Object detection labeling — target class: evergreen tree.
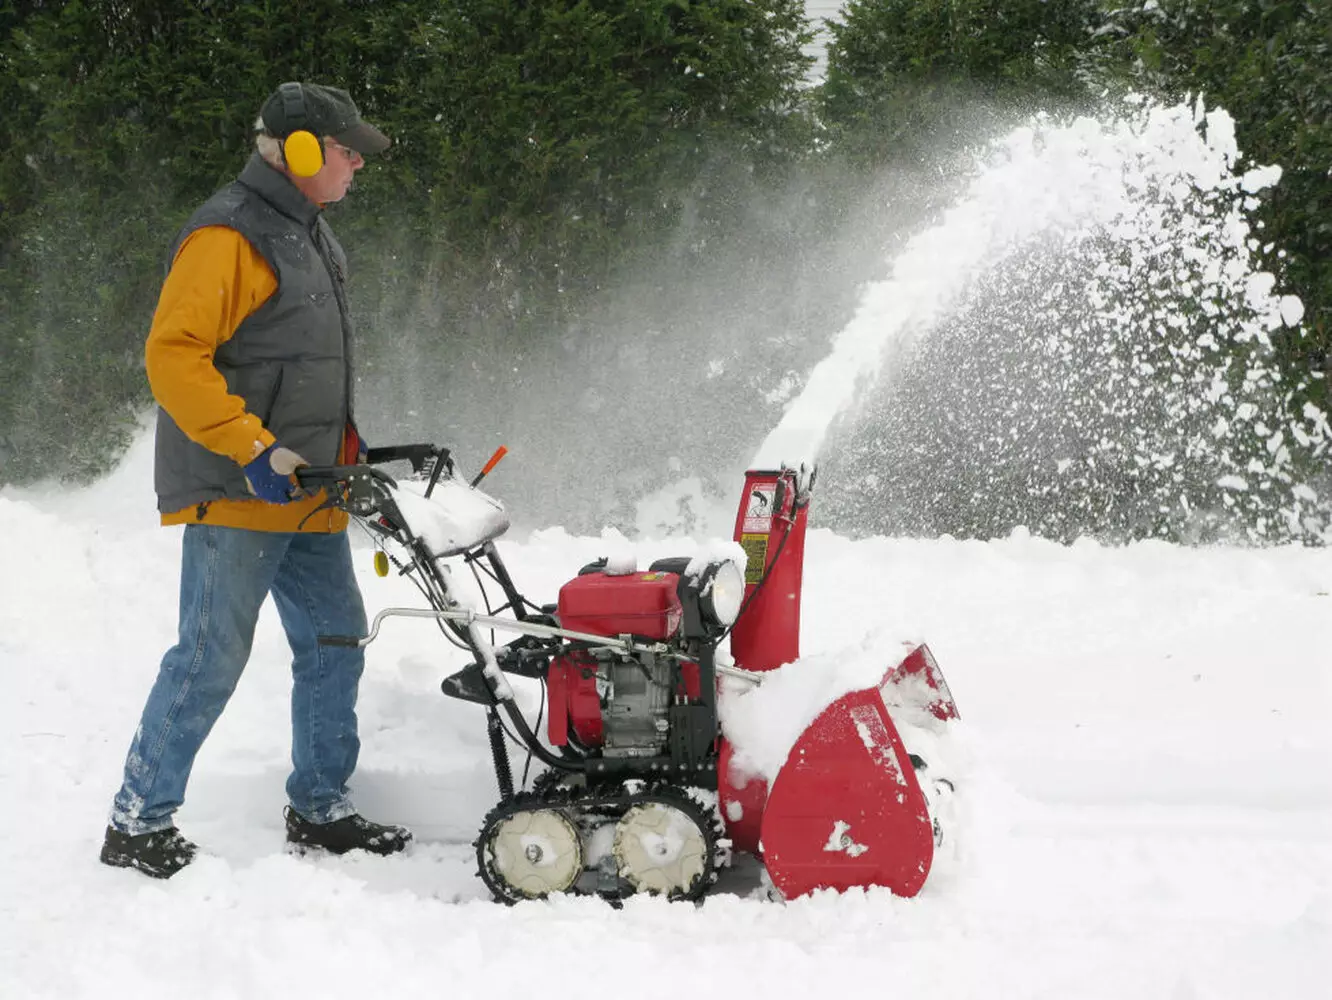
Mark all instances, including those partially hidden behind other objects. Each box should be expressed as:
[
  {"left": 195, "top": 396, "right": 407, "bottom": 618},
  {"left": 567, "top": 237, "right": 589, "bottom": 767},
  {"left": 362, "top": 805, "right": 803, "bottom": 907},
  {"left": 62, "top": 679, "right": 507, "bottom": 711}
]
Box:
[
  {"left": 0, "top": 0, "right": 814, "bottom": 485},
  {"left": 1097, "top": 0, "right": 1332, "bottom": 413},
  {"left": 819, "top": 0, "right": 1102, "bottom": 164}
]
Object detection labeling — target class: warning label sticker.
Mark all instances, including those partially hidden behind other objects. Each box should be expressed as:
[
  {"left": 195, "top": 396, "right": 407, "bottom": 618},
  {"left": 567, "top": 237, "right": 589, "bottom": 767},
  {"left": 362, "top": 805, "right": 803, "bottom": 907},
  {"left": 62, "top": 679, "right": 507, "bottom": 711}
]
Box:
[
  {"left": 738, "top": 533, "right": 769, "bottom": 586},
  {"left": 742, "top": 484, "right": 776, "bottom": 533}
]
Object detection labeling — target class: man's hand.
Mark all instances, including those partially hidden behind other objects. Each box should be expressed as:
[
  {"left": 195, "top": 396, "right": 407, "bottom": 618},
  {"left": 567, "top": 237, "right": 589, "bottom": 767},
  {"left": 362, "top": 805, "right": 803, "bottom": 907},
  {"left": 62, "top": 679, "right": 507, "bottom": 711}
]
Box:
[
  {"left": 348, "top": 422, "right": 369, "bottom": 464},
  {"left": 243, "top": 444, "right": 309, "bottom": 504}
]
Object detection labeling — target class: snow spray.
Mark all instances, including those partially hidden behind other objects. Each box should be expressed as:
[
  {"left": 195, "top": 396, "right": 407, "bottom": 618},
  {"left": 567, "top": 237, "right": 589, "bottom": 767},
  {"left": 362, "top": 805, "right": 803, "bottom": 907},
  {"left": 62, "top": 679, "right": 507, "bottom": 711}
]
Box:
[{"left": 750, "top": 99, "right": 1327, "bottom": 541}]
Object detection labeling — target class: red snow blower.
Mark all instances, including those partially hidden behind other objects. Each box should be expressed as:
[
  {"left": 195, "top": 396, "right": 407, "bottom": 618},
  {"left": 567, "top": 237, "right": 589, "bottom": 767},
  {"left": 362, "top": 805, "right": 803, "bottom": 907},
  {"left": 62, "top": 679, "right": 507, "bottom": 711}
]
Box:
[{"left": 299, "top": 446, "right": 959, "bottom": 903}]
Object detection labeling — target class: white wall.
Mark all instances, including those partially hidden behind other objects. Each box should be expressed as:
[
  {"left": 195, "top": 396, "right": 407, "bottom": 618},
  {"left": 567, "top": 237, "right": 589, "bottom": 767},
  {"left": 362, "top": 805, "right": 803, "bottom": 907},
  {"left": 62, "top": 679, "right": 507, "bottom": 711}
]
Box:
[{"left": 804, "top": 0, "right": 845, "bottom": 78}]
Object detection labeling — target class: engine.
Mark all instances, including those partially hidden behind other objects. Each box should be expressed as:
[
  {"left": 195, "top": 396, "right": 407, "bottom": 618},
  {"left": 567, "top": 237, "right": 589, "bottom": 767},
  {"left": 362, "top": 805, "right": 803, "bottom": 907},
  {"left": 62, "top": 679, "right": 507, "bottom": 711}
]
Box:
[{"left": 546, "top": 557, "right": 743, "bottom": 757}]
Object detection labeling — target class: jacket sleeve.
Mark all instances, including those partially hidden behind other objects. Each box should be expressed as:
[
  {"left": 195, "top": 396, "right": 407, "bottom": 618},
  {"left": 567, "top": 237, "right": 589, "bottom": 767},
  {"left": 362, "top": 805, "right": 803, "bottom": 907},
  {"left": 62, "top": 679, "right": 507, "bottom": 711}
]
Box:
[{"left": 144, "top": 226, "right": 281, "bottom": 466}]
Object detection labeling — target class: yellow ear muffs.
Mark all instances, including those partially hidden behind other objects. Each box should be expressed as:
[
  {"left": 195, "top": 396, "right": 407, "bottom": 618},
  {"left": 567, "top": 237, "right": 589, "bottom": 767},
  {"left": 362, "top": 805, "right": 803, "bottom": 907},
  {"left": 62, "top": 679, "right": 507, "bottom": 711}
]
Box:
[{"left": 283, "top": 129, "right": 324, "bottom": 177}]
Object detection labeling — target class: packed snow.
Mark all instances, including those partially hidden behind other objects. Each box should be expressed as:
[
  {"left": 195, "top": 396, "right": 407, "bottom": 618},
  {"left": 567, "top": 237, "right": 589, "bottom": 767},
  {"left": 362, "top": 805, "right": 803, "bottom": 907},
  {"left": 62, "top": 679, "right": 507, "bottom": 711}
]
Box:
[
  {"left": 3, "top": 431, "right": 1330, "bottom": 999},
  {"left": 388, "top": 478, "right": 510, "bottom": 558}
]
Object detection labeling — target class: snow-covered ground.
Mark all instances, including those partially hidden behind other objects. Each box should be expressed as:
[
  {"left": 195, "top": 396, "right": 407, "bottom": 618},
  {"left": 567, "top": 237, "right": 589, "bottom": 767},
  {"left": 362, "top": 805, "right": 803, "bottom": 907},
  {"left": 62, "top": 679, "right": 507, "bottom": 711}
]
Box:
[
  {"left": 7, "top": 94, "right": 1331, "bottom": 999},
  {"left": 3, "top": 431, "right": 1330, "bottom": 999}
]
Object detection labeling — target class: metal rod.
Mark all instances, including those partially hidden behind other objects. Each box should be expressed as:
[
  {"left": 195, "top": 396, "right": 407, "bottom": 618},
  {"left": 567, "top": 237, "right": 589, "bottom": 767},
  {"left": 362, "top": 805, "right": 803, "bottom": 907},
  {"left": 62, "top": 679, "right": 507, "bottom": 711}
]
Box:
[
  {"left": 334, "top": 607, "right": 766, "bottom": 685},
  {"left": 715, "top": 663, "right": 765, "bottom": 685},
  {"left": 347, "top": 605, "right": 672, "bottom": 656}
]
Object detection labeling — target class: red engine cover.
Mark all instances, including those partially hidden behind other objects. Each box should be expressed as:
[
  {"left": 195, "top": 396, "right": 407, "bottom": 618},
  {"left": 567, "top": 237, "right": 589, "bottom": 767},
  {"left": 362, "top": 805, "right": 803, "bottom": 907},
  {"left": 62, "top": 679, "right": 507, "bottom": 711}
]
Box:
[
  {"left": 548, "top": 653, "right": 603, "bottom": 747},
  {"left": 556, "top": 571, "right": 682, "bottom": 640}
]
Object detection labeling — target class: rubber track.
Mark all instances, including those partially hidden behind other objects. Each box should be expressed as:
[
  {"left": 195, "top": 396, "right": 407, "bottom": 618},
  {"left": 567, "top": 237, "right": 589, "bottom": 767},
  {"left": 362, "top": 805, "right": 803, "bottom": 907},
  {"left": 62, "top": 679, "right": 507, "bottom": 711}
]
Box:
[{"left": 475, "top": 780, "right": 727, "bottom": 904}]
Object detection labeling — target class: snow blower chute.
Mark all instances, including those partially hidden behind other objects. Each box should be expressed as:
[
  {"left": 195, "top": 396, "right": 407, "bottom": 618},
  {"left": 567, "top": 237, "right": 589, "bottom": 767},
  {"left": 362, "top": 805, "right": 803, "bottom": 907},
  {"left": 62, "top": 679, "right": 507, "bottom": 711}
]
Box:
[
  {"left": 718, "top": 467, "right": 959, "bottom": 898},
  {"left": 298, "top": 447, "right": 958, "bottom": 903}
]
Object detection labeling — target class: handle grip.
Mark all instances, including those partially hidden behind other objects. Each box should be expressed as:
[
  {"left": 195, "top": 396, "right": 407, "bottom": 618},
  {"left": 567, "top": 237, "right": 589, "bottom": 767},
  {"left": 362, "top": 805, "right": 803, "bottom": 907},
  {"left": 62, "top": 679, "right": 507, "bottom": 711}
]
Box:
[
  {"left": 470, "top": 445, "right": 508, "bottom": 487},
  {"left": 317, "top": 634, "right": 364, "bottom": 648}
]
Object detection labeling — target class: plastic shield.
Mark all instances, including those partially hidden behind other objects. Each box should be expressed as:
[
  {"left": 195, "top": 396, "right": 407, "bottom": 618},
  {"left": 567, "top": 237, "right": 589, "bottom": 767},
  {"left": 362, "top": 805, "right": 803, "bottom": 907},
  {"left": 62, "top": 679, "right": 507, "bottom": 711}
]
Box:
[{"left": 759, "top": 679, "right": 935, "bottom": 899}]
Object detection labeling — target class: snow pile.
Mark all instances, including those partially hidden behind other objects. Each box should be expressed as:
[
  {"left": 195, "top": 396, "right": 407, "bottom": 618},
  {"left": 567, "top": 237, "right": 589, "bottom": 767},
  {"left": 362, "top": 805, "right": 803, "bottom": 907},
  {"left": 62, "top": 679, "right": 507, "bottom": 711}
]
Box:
[
  {"left": 633, "top": 475, "right": 735, "bottom": 539},
  {"left": 683, "top": 539, "right": 749, "bottom": 578},
  {"left": 718, "top": 631, "right": 924, "bottom": 783},
  {"left": 388, "top": 477, "right": 510, "bottom": 557},
  {"left": 602, "top": 543, "right": 638, "bottom": 575}
]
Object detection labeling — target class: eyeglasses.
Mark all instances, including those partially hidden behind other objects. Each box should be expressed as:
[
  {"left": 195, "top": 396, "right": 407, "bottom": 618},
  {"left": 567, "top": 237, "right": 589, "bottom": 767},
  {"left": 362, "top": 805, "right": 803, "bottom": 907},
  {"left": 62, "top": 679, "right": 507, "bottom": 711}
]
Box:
[{"left": 325, "top": 140, "right": 363, "bottom": 164}]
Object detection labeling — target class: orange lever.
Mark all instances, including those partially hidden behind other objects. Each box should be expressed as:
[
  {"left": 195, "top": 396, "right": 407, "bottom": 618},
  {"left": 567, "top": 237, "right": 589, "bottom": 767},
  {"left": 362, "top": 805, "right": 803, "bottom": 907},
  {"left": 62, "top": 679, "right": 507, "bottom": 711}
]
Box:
[{"left": 471, "top": 446, "right": 508, "bottom": 487}]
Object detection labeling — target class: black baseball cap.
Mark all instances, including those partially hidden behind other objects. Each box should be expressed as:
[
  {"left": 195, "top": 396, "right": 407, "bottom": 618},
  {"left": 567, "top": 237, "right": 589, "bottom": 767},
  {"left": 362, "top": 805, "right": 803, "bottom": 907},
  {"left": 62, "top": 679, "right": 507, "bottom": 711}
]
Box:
[{"left": 260, "top": 82, "right": 390, "bottom": 155}]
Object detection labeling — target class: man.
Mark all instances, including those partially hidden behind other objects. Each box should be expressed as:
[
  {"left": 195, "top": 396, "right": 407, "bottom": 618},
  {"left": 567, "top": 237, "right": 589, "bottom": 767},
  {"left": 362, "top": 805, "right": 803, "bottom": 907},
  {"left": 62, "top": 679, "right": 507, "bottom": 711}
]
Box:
[{"left": 100, "top": 82, "right": 411, "bottom": 878}]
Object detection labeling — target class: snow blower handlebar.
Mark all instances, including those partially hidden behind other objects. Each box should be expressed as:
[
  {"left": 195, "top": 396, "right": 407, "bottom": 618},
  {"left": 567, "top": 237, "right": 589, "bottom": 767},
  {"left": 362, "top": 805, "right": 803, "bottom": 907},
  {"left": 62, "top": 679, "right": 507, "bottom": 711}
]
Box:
[
  {"left": 295, "top": 441, "right": 451, "bottom": 510},
  {"left": 318, "top": 604, "right": 673, "bottom": 655},
  {"left": 361, "top": 443, "right": 453, "bottom": 479},
  {"left": 316, "top": 604, "right": 763, "bottom": 682},
  {"left": 295, "top": 450, "right": 594, "bottom": 780},
  {"left": 295, "top": 450, "right": 658, "bottom": 666},
  {"left": 297, "top": 452, "right": 768, "bottom": 691}
]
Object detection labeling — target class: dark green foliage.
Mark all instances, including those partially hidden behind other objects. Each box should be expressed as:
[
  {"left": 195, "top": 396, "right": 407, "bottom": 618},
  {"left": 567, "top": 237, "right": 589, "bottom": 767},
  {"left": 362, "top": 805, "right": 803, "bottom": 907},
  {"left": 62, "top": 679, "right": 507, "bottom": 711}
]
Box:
[
  {"left": 346, "top": 0, "right": 813, "bottom": 341},
  {"left": 820, "top": 0, "right": 1104, "bottom": 163},
  {"left": 1095, "top": 0, "right": 1332, "bottom": 409},
  {"left": 818, "top": 0, "right": 1327, "bottom": 356},
  {"left": 0, "top": 0, "right": 814, "bottom": 484}
]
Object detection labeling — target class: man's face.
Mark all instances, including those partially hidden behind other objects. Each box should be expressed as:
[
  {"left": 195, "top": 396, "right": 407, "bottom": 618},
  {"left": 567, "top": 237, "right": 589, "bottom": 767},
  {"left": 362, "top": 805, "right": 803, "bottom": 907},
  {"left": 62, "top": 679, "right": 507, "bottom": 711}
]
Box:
[{"left": 294, "top": 137, "right": 365, "bottom": 204}]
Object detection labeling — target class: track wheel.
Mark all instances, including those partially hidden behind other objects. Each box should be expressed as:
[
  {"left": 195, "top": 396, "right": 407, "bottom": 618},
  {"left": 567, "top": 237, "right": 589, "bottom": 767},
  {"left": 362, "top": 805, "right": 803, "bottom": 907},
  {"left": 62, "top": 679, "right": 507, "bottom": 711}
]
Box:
[
  {"left": 479, "top": 807, "right": 583, "bottom": 902},
  {"left": 613, "top": 800, "right": 710, "bottom": 899}
]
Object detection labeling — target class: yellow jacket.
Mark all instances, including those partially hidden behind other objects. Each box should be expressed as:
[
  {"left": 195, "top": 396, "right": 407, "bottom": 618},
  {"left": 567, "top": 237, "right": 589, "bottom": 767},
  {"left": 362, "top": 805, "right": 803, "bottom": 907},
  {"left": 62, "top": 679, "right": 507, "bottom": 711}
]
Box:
[{"left": 146, "top": 225, "right": 350, "bottom": 532}]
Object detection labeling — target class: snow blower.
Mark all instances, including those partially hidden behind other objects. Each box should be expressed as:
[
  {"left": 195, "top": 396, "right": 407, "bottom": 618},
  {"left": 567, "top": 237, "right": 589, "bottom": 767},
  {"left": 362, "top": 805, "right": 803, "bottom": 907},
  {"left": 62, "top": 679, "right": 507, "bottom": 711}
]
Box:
[{"left": 298, "top": 446, "right": 959, "bottom": 903}]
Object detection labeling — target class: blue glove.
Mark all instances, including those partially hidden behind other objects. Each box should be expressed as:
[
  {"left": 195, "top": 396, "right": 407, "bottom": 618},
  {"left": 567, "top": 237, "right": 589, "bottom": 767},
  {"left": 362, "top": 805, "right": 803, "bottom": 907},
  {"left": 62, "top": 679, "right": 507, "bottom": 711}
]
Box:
[{"left": 243, "top": 444, "right": 308, "bottom": 504}]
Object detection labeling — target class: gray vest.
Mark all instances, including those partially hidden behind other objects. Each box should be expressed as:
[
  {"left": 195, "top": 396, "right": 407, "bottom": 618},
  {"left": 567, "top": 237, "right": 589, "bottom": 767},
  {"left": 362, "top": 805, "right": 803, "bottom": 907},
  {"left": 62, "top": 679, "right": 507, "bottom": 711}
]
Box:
[{"left": 153, "top": 154, "right": 355, "bottom": 514}]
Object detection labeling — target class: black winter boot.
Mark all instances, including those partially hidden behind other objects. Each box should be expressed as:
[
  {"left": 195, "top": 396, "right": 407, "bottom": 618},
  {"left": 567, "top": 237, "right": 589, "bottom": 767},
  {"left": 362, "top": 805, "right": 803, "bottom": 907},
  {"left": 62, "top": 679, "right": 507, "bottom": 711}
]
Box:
[
  {"left": 284, "top": 807, "right": 412, "bottom": 857},
  {"left": 99, "top": 825, "right": 198, "bottom": 879}
]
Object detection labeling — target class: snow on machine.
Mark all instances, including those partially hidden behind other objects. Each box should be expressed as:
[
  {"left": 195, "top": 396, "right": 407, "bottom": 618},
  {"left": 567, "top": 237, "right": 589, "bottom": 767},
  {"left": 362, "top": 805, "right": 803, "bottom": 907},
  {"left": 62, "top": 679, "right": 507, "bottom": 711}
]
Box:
[{"left": 297, "top": 444, "right": 959, "bottom": 902}]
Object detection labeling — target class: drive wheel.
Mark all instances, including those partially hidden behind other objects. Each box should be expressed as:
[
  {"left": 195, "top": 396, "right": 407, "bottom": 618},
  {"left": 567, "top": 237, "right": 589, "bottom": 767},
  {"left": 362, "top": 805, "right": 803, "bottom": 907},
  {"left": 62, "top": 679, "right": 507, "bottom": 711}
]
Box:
[
  {"left": 613, "top": 799, "right": 711, "bottom": 899},
  {"left": 477, "top": 804, "right": 584, "bottom": 903}
]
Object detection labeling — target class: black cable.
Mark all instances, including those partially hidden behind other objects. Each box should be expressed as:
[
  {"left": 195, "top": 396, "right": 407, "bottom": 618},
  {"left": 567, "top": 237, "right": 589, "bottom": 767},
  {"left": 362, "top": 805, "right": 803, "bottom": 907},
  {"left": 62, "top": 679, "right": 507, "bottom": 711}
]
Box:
[
  {"left": 468, "top": 557, "right": 500, "bottom": 649},
  {"left": 466, "top": 553, "right": 549, "bottom": 617},
  {"left": 458, "top": 550, "right": 556, "bottom": 787},
  {"left": 354, "top": 511, "right": 474, "bottom": 652},
  {"left": 349, "top": 490, "right": 566, "bottom": 782},
  {"left": 520, "top": 676, "right": 546, "bottom": 790},
  {"left": 403, "top": 566, "right": 471, "bottom": 651},
  {"left": 496, "top": 704, "right": 543, "bottom": 765}
]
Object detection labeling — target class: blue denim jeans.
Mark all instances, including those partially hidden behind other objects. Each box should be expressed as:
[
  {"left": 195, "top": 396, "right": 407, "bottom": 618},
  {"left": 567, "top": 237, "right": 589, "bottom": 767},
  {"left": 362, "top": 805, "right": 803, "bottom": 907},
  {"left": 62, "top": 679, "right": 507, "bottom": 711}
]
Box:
[{"left": 110, "top": 525, "right": 368, "bottom": 835}]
